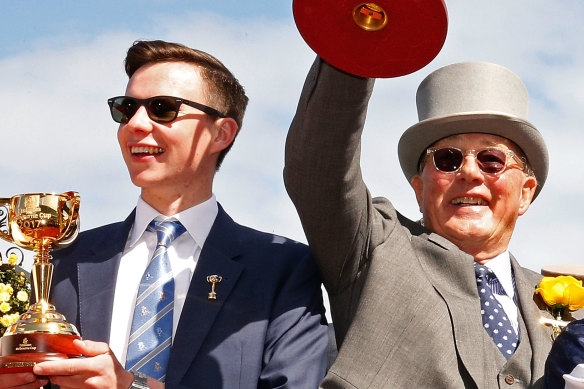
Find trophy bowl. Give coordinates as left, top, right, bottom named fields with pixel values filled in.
left=0, top=192, right=81, bottom=373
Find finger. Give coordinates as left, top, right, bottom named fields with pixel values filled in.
left=34, top=357, right=88, bottom=376
left=0, top=372, right=34, bottom=386
left=0, top=372, right=48, bottom=388
left=44, top=374, right=87, bottom=389
left=72, top=339, right=111, bottom=357
left=33, top=340, right=112, bottom=376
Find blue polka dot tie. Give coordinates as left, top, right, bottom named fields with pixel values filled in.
left=125, top=220, right=186, bottom=381
left=474, top=263, right=519, bottom=360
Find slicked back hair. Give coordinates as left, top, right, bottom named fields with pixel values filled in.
left=124, top=40, right=249, bottom=169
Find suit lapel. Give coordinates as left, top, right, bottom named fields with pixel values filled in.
left=167, top=206, right=244, bottom=383
left=418, top=238, right=555, bottom=387
left=76, top=205, right=247, bottom=381
left=77, top=212, right=135, bottom=342
left=512, top=257, right=553, bottom=377
left=414, top=233, right=487, bottom=389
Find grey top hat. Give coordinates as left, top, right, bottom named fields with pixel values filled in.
left=397, top=61, right=548, bottom=199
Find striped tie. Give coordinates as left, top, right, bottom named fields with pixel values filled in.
left=126, top=220, right=186, bottom=381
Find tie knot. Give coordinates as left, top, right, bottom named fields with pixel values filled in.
left=474, top=263, right=499, bottom=288
left=148, top=220, right=186, bottom=247
left=474, top=262, right=494, bottom=279
left=474, top=263, right=509, bottom=296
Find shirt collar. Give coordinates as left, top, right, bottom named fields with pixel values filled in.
left=485, top=250, right=515, bottom=298
left=129, top=195, right=218, bottom=249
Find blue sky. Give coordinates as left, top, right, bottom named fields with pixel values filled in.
left=0, top=1, right=292, bottom=57
left=1, top=0, right=583, bottom=278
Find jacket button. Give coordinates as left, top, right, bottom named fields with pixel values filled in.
left=505, top=375, right=515, bottom=385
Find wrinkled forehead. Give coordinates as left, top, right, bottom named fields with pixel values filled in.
left=429, top=133, right=526, bottom=157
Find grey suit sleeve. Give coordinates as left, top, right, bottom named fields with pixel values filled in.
left=284, top=57, right=378, bottom=294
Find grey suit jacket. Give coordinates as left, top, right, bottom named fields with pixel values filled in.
left=49, top=204, right=329, bottom=388
left=284, top=58, right=566, bottom=388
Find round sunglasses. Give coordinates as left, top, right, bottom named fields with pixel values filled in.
left=425, top=147, right=526, bottom=175
left=107, top=95, right=226, bottom=124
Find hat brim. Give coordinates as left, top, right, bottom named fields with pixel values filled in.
left=397, top=113, right=548, bottom=199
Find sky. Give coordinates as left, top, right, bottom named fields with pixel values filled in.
left=0, top=0, right=583, bottom=280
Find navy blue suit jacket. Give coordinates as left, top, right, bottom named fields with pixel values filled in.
left=49, top=205, right=329, bottom=388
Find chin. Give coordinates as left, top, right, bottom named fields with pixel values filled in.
left=129, top=174, right=161, bottom=189
left=441, top=221, right=491, bottom=239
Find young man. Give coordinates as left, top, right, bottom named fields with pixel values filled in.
left=3, top=40, right=328, bottom=389
left=284, top=58, right=582, bottom=388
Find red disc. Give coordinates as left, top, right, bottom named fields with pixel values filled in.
left=293, top=0, right=448, bottom=78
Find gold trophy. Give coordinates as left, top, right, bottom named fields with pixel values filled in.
left=0, top=192, right=81, bottom=372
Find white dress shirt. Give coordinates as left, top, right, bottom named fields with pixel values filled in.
left=565, top=364, right=584, bottom=389
left=109, top=195, right=218, bottom=364
left=484, top=251, right=519, bottom=335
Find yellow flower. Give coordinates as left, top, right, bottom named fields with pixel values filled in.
left=0, top=313, right=19, bottom=327
left=8, top=254, right=17, bottom=266
left=0, top=283, right=13, bottom=295
left=0, top=292, right=10, bottom=303
left=0, top=315, right=11, bottom=327
left=16, top=291, right=28, bottom=302
left=535, top=276, right=584, bottom=311
left=0, top=302, right=11, bottom=313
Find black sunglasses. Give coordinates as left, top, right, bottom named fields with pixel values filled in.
left=425, top=147, right=526, bottom=175
left=107, top=95, right=226, bottom=124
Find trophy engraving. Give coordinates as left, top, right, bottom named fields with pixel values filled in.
left=0, top=192, right=81, bottom=373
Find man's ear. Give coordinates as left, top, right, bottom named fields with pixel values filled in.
left=518, top=175, right=537, bottom=216
left=411, top=174, right=424, bottom=213
left=212, top=117, right=239, bottom=152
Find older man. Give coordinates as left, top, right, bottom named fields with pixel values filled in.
left=284, top=57, right=570, bottom=388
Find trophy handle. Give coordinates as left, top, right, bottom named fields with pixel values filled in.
left=54, top=192, right=80, bottom=248
left=0, top=197, right=15, bottom=244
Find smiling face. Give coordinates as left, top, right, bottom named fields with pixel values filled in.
left=117, top=61, right=238, bottom=214
left=411, top=133, right=537, bottom=261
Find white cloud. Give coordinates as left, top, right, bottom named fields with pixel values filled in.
left=1, top=1, right=583, bottom=279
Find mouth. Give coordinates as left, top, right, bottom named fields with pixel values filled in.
left=451, top=196, right=488, bottom=206
left=130, top=146, right=165, bottom=156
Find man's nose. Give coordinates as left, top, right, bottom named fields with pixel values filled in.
left=125, top=105, right=154, bottom=133
left=458, top=154, right=484, bottom=181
